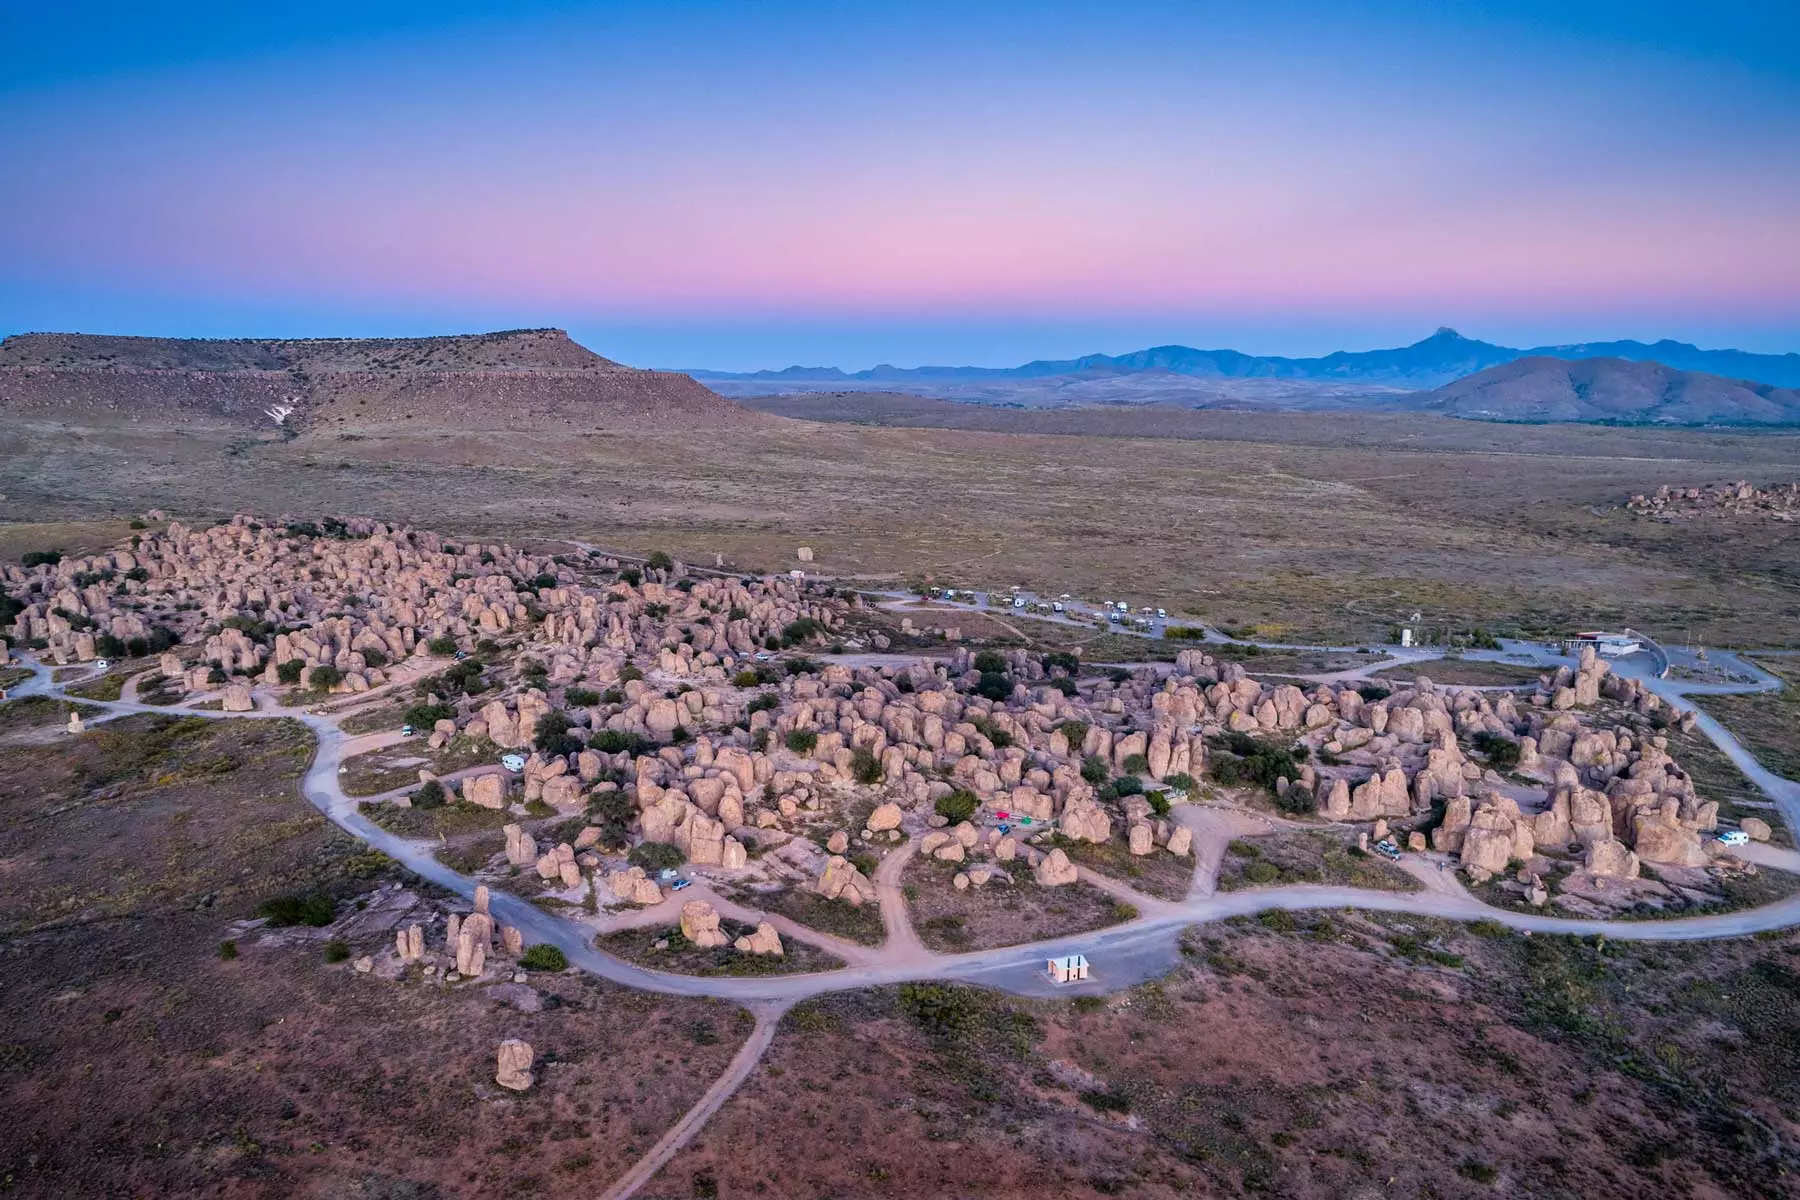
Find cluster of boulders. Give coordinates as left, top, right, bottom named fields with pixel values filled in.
left=2, top=512, right=840, bottom=695
left=1627, top=481, right=1800, bottom=522
left=14, top=513, right=1760, bottom=928
left=678, top=899, right=782, bottom=956
left=392, top=886, right=530, bottom=981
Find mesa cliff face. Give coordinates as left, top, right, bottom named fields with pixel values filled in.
left=0, top=328, right=764, bottom=431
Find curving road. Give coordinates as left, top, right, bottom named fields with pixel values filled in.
left=15, top=639, right=1800, bottom=1200
left=11, top=647, right=1800, bottom=1008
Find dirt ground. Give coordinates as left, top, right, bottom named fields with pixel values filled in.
left=593, top=922, right=843, bottom=976
left=1216, top=829, right=1421, bottom=893
left=1054, top=831, right=1197, bottom=902
left=1372, top=658, right=1548, bottom=687
left=656, top=914, right=1800, bottom=1199
left=0, top=713, right=751, bottom=1198
left=905, top=857, right=1137, bottom=952
left=723, top=882, right=887, bottom=946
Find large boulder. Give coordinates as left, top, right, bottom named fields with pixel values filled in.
left=1631, top=812, right=1709, bottom=868
left=1584, top=838, right=1640, bottom=880
left=816, top=855, right=878, bottom=906
left=733, top=922, right=784, bottom=956
left=463, top=773, right=507, bottom=810
left=679, top=900, right=728, bottom=948
left=867, top=802, right=905, bottom=832
left=1060, top=796, right=1112, bottom=844
left=1034, top=847, right=1079, bottom=887
left=496, top=1039, right=535, bottom=1091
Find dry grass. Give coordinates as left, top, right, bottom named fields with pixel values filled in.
left=904, top=857, right=1137, bottom=951
left=1695, top=656, right=1800, bottom=784
left=5, top=411, right=1800, bottom=649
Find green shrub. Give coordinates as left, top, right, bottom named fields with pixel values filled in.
left=425, top=635, right=458, bottom=656
left=1080, top=754, right=1109, bottom=784
left=218, top=939, right=238, bottom=960
left=308, top=664, right=344, bottom=690
left=590, top=729, right=653, bottom=756
left=850, top=746, right=884, bottom=785
left=618, top=664, right=644, bottom=683
left=1057, top=719, right=1089, bottom=750
left=1113, top=775, right=1144, bottom=797
left=974, top=671, right=1012, bottom=701
left=1080, top=1088, right=1132, bottom=1114
left=781, top=617, right=823, bottom=646
left=519, top=944, right=569, bottom=972
left=973, top=649, right=1007, bottom=673
left=628, top=842, right=685, bottom=871
left=646, top=550, right=674, bottom=572
left=405, top=702, right=453, bottom=728
left=747, top=692, right=779, bottom=715
left=1122, top=753, right=1150, bottom=775
left=534, top=711, right=584, bottom=757
left=1146, top=790, right=1171, bottom=818
left=1356, top=682, right=1391, bottom=702
left=259, top=892, right=336, bottom=927
left=935, top=788, right=978, bottom=825
left=323, top=939, right=351, bottom=964
left=1471, top=731, right=1521, bottom=769
left=21, top=550, right=62, bottom=568
left=361, top=647, right=388, bottom=668
left=412, top=780, right=446, bottom=809
left=1244, top=861, right=1281, bottom=884
left=95, top=633, right=127, bottom=659
left=732, top=670, right=762, bottom=687
left=1163, top=772, right=1198, bottom=795
left=564, top=687, right=600, bottom=707
left=785, top=728, right=819, bottom=755
left=898, top=982, right=986, bottom=1038
left=275, top=659, right=304, bottom=684
left=1277, top=784, right=1316, bottom=815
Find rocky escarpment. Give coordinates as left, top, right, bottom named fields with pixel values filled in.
left=0, top=328, right=765, bottom=431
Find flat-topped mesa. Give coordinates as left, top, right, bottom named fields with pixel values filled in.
left=0, top=328, right=617, bottom=373
left=0, top=328, right=768, bottom=431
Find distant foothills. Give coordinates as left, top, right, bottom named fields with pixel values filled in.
left=683, top=327, right=1800, bottom=391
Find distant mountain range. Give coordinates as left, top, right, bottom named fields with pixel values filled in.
left=687, top=328, right=1800, bottom=392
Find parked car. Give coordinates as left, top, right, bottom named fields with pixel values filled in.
left=1373, top=838, right=1402, bottom=861
left=670, top=878, right=692, bottom=891
left=1716, top=830, right=1751, bottom=847
left=1012, top=596, right=1026, bottom=609
left=500, top=753, right=528, bottom=773
left=401, top=724, right=415, bottom=737
left=1051, top=602, right=1065, bottom=613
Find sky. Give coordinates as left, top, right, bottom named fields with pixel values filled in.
left=2, top=0, right=1797, bottom=370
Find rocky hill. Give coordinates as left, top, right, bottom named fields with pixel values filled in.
left=1413, top=357, right=1800, bottom=427
left=0, top=328, right=762, bottom=431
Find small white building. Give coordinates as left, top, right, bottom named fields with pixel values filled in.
left=1046, top=954, right=1089, bottom=984
left=1570, top=631, right=1643, bottom=658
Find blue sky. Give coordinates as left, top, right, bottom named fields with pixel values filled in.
left=2, top=1, right=1796, bottom=369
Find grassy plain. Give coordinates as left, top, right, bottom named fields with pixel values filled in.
left=4, top=408, right=1800, bottom=648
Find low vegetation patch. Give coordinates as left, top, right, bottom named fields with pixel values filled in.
left=593, top=923, right=842, bottom=977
